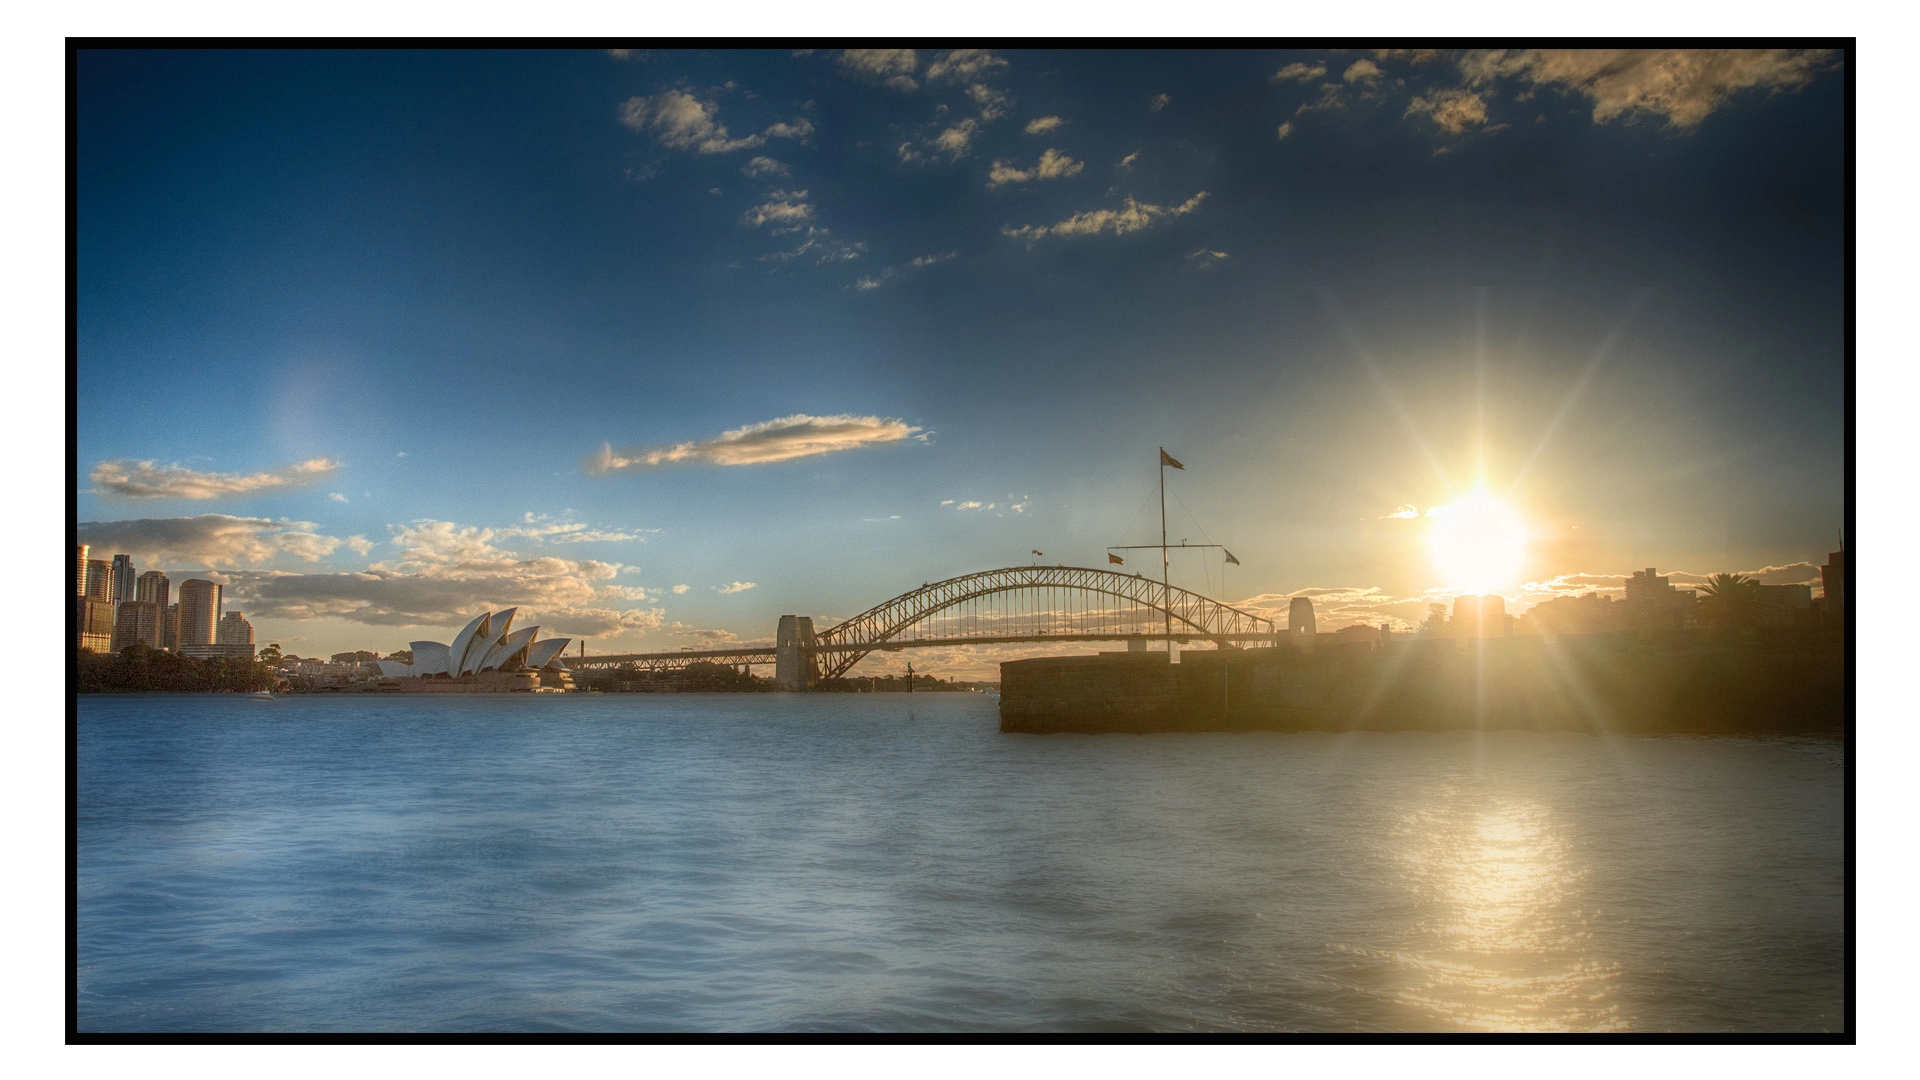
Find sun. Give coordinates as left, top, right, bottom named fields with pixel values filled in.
left=1426, top=490, right=1530, bottom=595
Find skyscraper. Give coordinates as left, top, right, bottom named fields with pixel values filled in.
left=113, top=601, right=162, bottom=652
left=111, top=554, right=137, bottom=604
left=136, top=569, right=170, bottom=610
left=84, top=559, right=113, bottom=601
left=177, top=580, right=223, bottom=647
left=1821, top=549, right=1845, bottom=625
left=217, top=611, right=254, bottom=646
left=76, top=544, right=88, bottom=595
left=77, top=596, right=114, bottom=653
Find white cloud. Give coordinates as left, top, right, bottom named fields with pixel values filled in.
left=926, top=49, right=1008, bottom=83
left=498, top=512, right=646, bottom=545
left=1002, top=191, right=1208, bottom=242
left=1343, top=58, right=1383, bottom=83
left=840, top=49, right=919, bottom=91
left=956, top=501, right=983, bottom=510
left=743, top=189, right=813, bottom=228
left=986, top=148, right=1084, bottom=188
left=77, top=514, right=356, bottom=567
left=1380, top=504, right=1421, bottom=519
left=743, top=156, right=789, bottom=178
left=762, top=118, right=814, bottom=143
left=1024, top=115, right=1066, bottom=135
left=897, top=117, right=980, bottom=164
left=1188, top=248, right=1229, bottom=268
left=1294, top=83, right=1346, bottom=116
left=965, top=82, right=1012, bottom=121
left=90, top=457, right=340, bottom=501
left=1119, top=150, right=1139, bottom=169
left=757, top=225, right=866, bottom=266
left=672, top=584, right=690, bottom=594
left=328, top=492, right=349, bottom=503
left=1149, top=93, right=1171, bottom=112
left=619, top=90, right=765, bottom=155
left=1458, top=48, right=1838, bottom=129
left=1276, top=121, right=1294, bottom=140
left=940, top=499, right=954, bottom=506
left=590, top=413, right=921, bottom=472
left=1272, top=62, right=1326, bottom=82
left=1405, top=88, right=1490, bottom=134
left=716, top=581, right=757, bottom=594
left=345, top=535, right=375, bottom=555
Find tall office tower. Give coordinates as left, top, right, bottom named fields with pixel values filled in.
left=113, top=601, right=163, bottom=652
left=76, top=544, right=88, bottom=595
left=111, top=554, right=137, bottom=604
left=85, top=558, right=113, bottom=601
left=77, top=596, right=115, bottom=652
left=162, top=603, right=180, bottom=651
left=1288, top=596, right=1317, bottom=637
left=1821, top=549, right=1845, bottom=624
left=217, top=611, right=254, bottom=645
left=177, top=580, right=223, bottom=647
left=136, top=569, right=170, bottom=610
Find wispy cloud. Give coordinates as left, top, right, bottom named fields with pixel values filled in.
left=90, top=457, right=340, bottom=500
left=1149, top=93, right=1171, bottom=113
left=1276, top=121, right=1295, bottom=140
left=619, top=90, right=811, bottom=155
left=328, top=492, right=349, bottom=503
left=1002, top=192, right=1208, bottom=242
left=1405, top=88, right=1489, bottom=135
left=852, top=250, right=957, bottom=291
left=1024, top=115, right=1066, bottom=135
left=672, top=584, right=690, bottom=594
left=1458, top=48, right=1839, bottom=129
left=986, top=148, right=1084, bottom=188
left=589, top=414, right=921, bottom=472
left=898, top=118, right=979, bottom=164
left=742, top=156, right=789, bottom=178
left=743, top=189, right=813, bottom=229
left=839, top=49, right=920, bottom=92
left=500, top=511, right=647, bottom=545
left=926, top=49, right=1008, bottom=83
left=1343, top=58, right=1383, bottom=83
left=77, top=514, right=356, bottom=567
left=210, top=520, right=665, bottom=639
left=1188, top=248, right=1228, bottom=268
left=716, top=581, right=757, bottom=594
left=1272, top=62, right=1326, bottom=83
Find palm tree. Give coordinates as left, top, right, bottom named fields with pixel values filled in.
left=1698, top=573, right=1759, bottom=629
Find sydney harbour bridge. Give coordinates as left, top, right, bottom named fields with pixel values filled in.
left=563, top=564, right=1279, bottom=690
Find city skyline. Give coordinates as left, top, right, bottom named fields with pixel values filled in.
left=75, top=48, right=1847, bottom=667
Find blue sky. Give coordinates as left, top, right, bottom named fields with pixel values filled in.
left=75, top=47, right=1847, bottom=666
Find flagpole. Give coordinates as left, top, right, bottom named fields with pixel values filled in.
left=1160, top=447, right=1171, bottom=657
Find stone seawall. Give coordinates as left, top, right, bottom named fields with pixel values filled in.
left=998, top=634, right=1846, bottom=735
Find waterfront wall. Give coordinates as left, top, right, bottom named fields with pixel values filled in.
left=998, top=633, right=1845, bottom=735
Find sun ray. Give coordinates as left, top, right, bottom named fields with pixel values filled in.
left=1316, top=288, right=1457, bottom=501
left=1506, top=288, right=1652, bottom=500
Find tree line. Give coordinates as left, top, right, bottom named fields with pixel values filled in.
left=75, top=641, right=280, bottom=694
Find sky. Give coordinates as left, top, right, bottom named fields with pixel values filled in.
left=74, top=47, right=1849, bottom=670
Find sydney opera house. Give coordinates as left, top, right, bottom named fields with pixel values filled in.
left=376, top=609, right=571, bottom=679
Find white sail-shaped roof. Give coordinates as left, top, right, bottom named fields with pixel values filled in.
left=409, top=640, right=454, bottom=676
left=478, top=626, right=538, bottom=672
left=524, top=638, right=571, bottom=671
left=377, top=659, right=414, bottom=678
left=449, top=612, right=492, bottom=676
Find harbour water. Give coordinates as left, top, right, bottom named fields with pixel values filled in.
left=76, top=693, right=1846, bottom=1033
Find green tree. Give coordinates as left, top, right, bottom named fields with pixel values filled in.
left=385, top=649, right=413, bottom=664
left=1420, top=603, right=1449, bottom=634
left=257, top=644, right=282, bottom=664
left=1698, top=573, right=1760, bottom=629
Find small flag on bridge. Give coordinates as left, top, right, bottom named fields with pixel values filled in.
left=1224, top=549, right=1240, bottom=566
left=1160, top=449, right=1185, bottom=470
left=1109, top=553, right=1124, bottom=565
left=1032, top=549, right=1044, bottom=558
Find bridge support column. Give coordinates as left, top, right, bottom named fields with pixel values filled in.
left=775, top=615, right=818, bottom=691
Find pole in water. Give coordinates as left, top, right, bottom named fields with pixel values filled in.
left=907, top=660, right=914, bottom=720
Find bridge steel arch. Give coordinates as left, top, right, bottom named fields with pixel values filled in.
left=811, top=565, right=1276, bottom=681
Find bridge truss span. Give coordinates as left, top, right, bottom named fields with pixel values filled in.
left=811, top=565, right=1277, bottom=681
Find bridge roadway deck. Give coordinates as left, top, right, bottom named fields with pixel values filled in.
left=563, top=632, right=1283, bottom=671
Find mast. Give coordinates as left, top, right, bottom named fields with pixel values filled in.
left=1160, top=446, right=1172, bottom=657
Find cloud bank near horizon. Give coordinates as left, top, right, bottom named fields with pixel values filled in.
left=588, top=413, right=922, bottom=472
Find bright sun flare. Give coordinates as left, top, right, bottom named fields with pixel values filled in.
left=1426, top=490, right=1530, bottom=595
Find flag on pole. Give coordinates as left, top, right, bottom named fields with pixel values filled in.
left=1160, top=449, right=1185, bottom=470
left=1224, top=549, right=1241, bottom=566
left=1032, top=550, right=1044, bottom=558
left=1109, top=553, right=1124, bottom=565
